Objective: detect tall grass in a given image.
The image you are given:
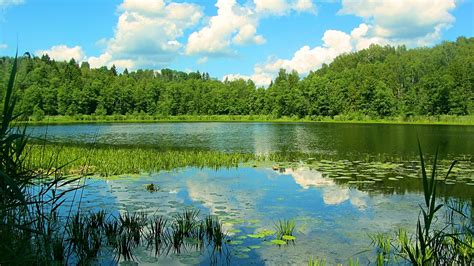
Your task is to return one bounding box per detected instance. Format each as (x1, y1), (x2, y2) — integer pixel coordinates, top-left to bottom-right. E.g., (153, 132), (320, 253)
(371, 140), (473, 265)
(0, 55), (82, 264)
(25, 144), (259, 176)
(23, 113), (474, 126)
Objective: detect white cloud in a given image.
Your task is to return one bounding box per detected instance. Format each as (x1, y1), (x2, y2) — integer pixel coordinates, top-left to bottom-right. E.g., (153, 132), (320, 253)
(186, 0), (264, 55)
(294, 0), (316, 13)
(0, 0), (23, 8)
(0, 43), (7, 49)
(254, 0), (316, 15)
(223, 70), (273, 87)
(88, 0), (203, 69)
(227, 29), (353, 86)
(227, 0), (457, 86)
(254, 0), (289, 14)
(35, 45), (86, 62)
(259, 30), (352, 74)
(186, 0), (315, 56)
(339, 0), (456, 46)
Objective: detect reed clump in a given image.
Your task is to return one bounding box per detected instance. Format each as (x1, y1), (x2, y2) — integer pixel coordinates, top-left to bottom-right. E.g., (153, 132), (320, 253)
(370, 141), (473, 265)
(25, 144), (258, 176)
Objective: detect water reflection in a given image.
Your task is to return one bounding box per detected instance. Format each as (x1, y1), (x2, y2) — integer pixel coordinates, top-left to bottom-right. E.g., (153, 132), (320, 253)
(28, 122), (474, 159)
(55, 166), (450, 264)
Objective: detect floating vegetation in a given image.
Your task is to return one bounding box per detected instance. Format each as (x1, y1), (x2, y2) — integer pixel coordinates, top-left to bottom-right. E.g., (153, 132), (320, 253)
(282, 235), (296, 241)
(248, 229), (275, 239)
(146, 183), (159, 192)
(270, 239), (287, 245)
(369, 143), (474, 265)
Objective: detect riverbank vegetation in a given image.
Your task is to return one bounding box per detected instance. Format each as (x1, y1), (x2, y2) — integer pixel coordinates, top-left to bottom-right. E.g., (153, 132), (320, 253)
(1, 37), (473, 122)
(23, 113), (474, 125)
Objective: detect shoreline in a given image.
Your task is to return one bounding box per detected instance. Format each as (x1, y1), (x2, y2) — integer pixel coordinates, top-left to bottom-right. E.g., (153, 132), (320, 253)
(17, 114), (474, 126)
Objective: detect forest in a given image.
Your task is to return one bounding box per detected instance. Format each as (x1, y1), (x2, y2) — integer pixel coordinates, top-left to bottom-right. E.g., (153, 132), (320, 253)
(0, 37), (472, 120)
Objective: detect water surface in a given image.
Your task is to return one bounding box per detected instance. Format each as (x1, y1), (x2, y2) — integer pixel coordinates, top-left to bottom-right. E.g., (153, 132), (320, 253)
(62, 167), (430, 265)
(28, 122), (474, 159)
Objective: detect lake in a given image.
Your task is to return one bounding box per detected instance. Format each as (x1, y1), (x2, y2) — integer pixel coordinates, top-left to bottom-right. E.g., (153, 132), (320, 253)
(29, 122), (473, 264)
(28, 122), (474, 158)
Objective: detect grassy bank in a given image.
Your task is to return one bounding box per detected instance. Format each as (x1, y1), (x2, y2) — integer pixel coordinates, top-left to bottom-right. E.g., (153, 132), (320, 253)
(21, 114), (474, 126)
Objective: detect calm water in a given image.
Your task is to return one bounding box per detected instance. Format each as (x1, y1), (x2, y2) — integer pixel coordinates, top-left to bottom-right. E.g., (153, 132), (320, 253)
(28, 122), (474, 159)
(30, 122), (473, 264)
(59, 167), (426, 265)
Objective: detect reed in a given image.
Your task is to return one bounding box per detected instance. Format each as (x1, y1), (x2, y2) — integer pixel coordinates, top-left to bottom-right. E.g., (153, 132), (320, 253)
(274, 219), (296, 240)
(25, 144), (258, 176)
(370, 141), (473, 265)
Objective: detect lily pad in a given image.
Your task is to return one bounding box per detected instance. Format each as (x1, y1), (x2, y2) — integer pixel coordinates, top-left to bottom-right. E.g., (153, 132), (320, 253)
(228, 240), (244, 245)
(271, 239), (287, 245)
(282, 235), (296, 241)
(248, 233), (265, 239)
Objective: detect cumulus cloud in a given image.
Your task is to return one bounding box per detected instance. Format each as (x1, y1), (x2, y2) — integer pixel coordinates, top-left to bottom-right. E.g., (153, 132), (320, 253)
(339, 0), (456, 46)
(35, 45), (86, 62)
(223, 69), (273, 87)
(258, 30), (352, 74)
(186, 0), (264, 55)
(186, 0), (315, 56)
(88, 0), (203, 69)
(228, 0), (457, 86)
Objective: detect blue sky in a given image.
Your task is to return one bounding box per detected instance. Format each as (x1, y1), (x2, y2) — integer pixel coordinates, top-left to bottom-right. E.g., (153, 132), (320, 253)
(0, 0), (473, 85)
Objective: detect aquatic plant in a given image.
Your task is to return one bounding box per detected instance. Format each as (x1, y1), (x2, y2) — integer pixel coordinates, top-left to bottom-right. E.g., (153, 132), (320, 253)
(25, 144), (258, 176)
(0, 54), (84, 265)
(146, 215), (168, 255)
(308, 256), (326, 266)
(370, 141), (473, 265)
(145, 183), (159, 192)
(274, 219), (296, 240)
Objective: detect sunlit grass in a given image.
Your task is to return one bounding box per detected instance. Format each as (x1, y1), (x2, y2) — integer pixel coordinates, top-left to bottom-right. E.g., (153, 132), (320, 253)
(20, 114), (474, 126)
(24, 144), (260, 176)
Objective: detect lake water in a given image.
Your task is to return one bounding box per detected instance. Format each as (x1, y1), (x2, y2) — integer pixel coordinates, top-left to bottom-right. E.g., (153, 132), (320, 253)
(28, 122), (474, 159)
(29, 122), (473, 264)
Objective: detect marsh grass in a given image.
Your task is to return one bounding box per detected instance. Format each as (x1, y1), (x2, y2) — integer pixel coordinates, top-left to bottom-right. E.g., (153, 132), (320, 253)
(23, 113), (474, 126)
(0, 55), (86, 265)
(370, 141), (473, 265)
(25, 144), (258, 176)
(0, 57), (230, 264)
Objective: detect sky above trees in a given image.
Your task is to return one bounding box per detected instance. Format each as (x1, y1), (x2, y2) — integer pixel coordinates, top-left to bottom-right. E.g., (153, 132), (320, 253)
(0, 0), (473, 86)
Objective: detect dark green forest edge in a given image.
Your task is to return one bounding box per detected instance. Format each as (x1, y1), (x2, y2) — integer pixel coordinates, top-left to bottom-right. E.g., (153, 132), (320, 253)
(1, 37), (473, 125)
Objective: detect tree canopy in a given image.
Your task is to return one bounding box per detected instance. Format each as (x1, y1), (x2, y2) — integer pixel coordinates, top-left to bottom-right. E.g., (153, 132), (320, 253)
(1, 37), (472, 119)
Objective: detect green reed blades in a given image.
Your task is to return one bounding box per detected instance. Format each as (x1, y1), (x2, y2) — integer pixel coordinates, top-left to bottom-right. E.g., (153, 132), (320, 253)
(274, 219), (296, 240)
(146, 215), (168, 255)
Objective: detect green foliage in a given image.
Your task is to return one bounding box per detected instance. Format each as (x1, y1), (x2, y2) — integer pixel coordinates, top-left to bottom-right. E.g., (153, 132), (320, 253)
(2, 37), (472, 120)
(274, 219), (296, 240)
(25, 144), (257, 176)
(370, 141), (473, 265)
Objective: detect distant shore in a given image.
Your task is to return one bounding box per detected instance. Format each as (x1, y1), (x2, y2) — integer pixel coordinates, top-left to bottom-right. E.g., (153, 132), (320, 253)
(18, 114), (474, 126)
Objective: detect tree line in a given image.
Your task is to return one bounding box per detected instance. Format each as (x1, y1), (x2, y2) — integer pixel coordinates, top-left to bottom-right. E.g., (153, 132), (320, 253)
(1, 37), (472, 119)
